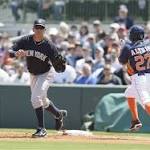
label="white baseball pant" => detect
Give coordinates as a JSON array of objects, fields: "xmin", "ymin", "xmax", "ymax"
[
  {"xmin": 125, "ymin": 73, "xmax": 150, "ymax": 107},
  {"xmin": 30, "ymin": 68, "xmax": 55, "ymax": 109}
]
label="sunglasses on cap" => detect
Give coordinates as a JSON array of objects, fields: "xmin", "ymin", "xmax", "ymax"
[{"xmin": 34, "ymin": 25, "xmax": 45, "ymax": 30}]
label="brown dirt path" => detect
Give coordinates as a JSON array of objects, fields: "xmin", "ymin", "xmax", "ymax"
[{"xmin": 0, "ymin": 131, "xmax": 150, "ymax": 144}]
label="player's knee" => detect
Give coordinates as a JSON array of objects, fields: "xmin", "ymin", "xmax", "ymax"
[
  {"xmin": 31, "ymin": 95, "xmax": 43, "ymax": 109},
  {"xmin": 31, "ymin": 100, "xmax": 43, "ymax": 109},
  {"xmin": 43, "ymin": 98, "xmax": 50, "ymax": 108}
]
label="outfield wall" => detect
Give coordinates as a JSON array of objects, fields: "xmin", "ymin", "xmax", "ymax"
[{"xmin": 0, "ymin": 84, "xmax": 126, "ymax": 129}]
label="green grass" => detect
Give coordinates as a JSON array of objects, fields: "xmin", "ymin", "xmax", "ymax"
[
  {"xmin": 0, "ymin": 141, "xmax": 149, "ymax": 150},
  {"xmin": 94, "ymin": 130, "xmax": 150, "ymax": 137},
  {"xmin": 0, "ymin": 129, "xmax": 150, "ymax": 150}
]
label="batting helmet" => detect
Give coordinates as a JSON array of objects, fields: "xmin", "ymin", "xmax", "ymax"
[{"xmin": 129, "ymin": 25, "xmax": 144, "ymax": 42}]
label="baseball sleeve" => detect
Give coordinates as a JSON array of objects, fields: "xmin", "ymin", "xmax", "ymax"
[
  {"xmin": 48, "ymin": 42, "xmax": 66, "ymax": 73},
  {"xmin": 12, "ymin": 37, "xmax": 26, "ymax": 51},
  {"xmin": 118, "ymin": 45, "xmax": 130, "ymax": 64}
]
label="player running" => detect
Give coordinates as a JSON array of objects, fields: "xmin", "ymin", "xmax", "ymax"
[{"xmin": 118, "ymin": 25, "xmax": 150, "ymax": 131}]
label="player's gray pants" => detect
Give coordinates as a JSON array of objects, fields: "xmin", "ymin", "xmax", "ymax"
[{"xmin": 30, "ymin": 68, "xmax": 54, "ymax": 109}]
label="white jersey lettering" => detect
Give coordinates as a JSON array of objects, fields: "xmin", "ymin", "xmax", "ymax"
[
  {"xmin": 27, "ymin": 50, "xmax": 48, "ymax": 62},
  {"xmin": 131, "ymin": 45, "xmax": 150, "ymax": 56}
]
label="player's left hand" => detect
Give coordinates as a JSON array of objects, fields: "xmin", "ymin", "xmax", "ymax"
[{"xmin": 52, "ymin": 54, "xmax": 66, "ymax": 73}]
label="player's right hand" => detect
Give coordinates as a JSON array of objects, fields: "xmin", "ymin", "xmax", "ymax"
[{"xmin": 15, "ymin": 49, "xmax": 26, "ymax": 57}]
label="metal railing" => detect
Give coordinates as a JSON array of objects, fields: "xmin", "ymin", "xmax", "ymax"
[{"xmin": 0, "ymin": 0, "xmax": 149, "ymax": 23}]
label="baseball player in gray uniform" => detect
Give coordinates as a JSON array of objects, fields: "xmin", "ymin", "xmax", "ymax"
[{"xmin": 12, "ymin": 19, "xmax": 67, "ymax": 138}]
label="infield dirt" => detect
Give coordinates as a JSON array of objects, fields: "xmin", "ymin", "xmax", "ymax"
[{"xmin": 0, "ymin": 131, "xmax": 150, "ymax": 145}]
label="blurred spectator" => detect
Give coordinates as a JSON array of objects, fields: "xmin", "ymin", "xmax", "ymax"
[
  {"xmin": 96, "ymin": 64, "xmax": 122, "ymax": 85},
  {"xmin": 92, "ymin": 45, "xmax": 105, "ymax": 72},
  {"xmin": 92, "ymin": 20, "xmax": 105, "ymax": 35},
  {"xmin": 68, "ymin": 33, "xmax": 76, "ymax": 45},
  {"xmin": 55, "ymin": 22, "xmax": 69, "ymax": 48},
  {"xmin": 70, "ymin": 24, "xmax": 80, "ymax": 40},
  {"xmin": 96, "ymin": 32, "xmax": 106, "ymax": 49},
  {"xmin": 138, "ymin": 0, "xmax": 146, "ymax": 10},
  {"xmin": 85, "ymin": 33, "xmax": 96, "ymax": 59},
  {"xmin": 75, "ymin": 46, "xmax": 92, "ymax": 75},
  {"xmin": 65, "ymin": 44, "xmax": 77, "ymax": 67},
  {"xmin": 117, "ymin": 25, "xmax": 128, "ymax": 40},
  {"xmin": 103, "ymin": 35, "xmax": 115, "ymax": 56},
  {"xmin": 37, "ymin": 0, "xmax": 44, "ymax": 18},
  {"xmin": 138, "ymin": 0, "xmax": 146, "ymax": 19},
  {"xmin": 114, "ymin": 65, "xmax": 131, "ymax": 85},
  {"xmin": 48, "ymin": 27, "xmax": 58, "ymax": 44},
  {"xmin": 10, "ymin": 0, "xmax": 22, "ymax": 21},
  {"xmin": 60, "ymin": 41, "xmax": 69, "ymax": 52},
  {"xmin": 0, "ymin": 67, "xmax": 10, "ymax": 83},
  {"xmin": 91, "ymin": 67, "xmax": 103, "ymax": 82},
  {"xmin": 0, "ymin": 6, "xmax": 141, "ymax": 86},
  {"xmin": 74, "ymin": 41, "xmax": 84, "ymax": 59},
  {"xmin": 10, "ymin": 62, "xmax": 30, "ymax": 84},
  {"xmin": 109, "ymin": 23, "xmax": 120, "ymax": 42},
  {"xmin": 0, "ymin": 33, "xmax": 4, "ymax": 66},
  {"xmin": 114, "ymin": 4, "xmax": 134, "ymax": 29},
  {"xmin": 0, "ymin": 33, "xmax": 12, "ymax": 67},
  {"xmin": 79, "ymin": 22, "xmax": 89, "ymax": 45},
  {"xmin": 64, "ymin": 41, "xmax": 84, "ymax": 69},
  {"xmin": 145, "ymin": 21, "xmax": 150, "ymax": 40},
  {"xmin": 74, "ymin": 63, "xmax": 96, "ymax": 84},
  {"xmin": 56, "ymin": 34, "xmax": 66, "ymax": 48},
  {"xmin": 93, "ymin": 20, "xmax": 106, "ymax": 48},
  {"xmin": 53, "ymin": 64, "xmax": 77, "ymax": 84},
  {"xmin": 37, "ymin": 0, "xmax": 53, "ymax": 19},
  {"xmin": 2, "ymin": 57, "xmax": 16, "ymax": 76},
  {"xmin": 58, "ymin": 21, "xmax": 69, "ymax": 40},
  {"xmin": 105, "ymin": 42, "xmax": 122, "ymax": 72},
  {"xmin": 52, "ymin": 0, "xmax": 65, "ymax": 20}
]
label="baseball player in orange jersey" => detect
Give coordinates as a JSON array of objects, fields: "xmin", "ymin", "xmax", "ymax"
[{"xmin": 118, "ymin": 25, "xmax": 150, "ymax": 131}]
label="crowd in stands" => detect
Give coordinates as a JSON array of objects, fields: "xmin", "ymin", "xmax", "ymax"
[
  {"xmin": 9, "ymin": 0, "xmax": 65, "ymax": 22},
  {"xmin": 0, "ymin": 4, "xmax": 149, "ymax": 85}
]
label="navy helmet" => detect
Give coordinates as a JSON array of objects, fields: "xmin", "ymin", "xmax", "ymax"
[
  {"xmin": 34, "ymin": 19, "xmax": 46, "ymax": 28},
  {"xmin": 129, "ymin": 25, "xmax": 144, "ymax": 42}
]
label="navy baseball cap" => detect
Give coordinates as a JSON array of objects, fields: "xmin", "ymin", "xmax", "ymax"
[{"xmin": 34, "ymin": 19, "xmax": 46, "ymax": 28}]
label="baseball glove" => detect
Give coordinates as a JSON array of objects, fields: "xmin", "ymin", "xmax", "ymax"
[{"xmin": 52, "ymin": 54, "xmax": 66, "ymax": 73}]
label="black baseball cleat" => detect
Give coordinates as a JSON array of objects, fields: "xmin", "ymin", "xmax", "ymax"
[
  {"xmin": 129, "ymin": 119, "xmax": 142, "ymax": 132},
  {"xmin": 32, "ymin": 128, "xmax": 47, "ymax": 138},
  {"xmin": 55, "ymin": 110, "xmax": 67, "ymax": 130}
]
